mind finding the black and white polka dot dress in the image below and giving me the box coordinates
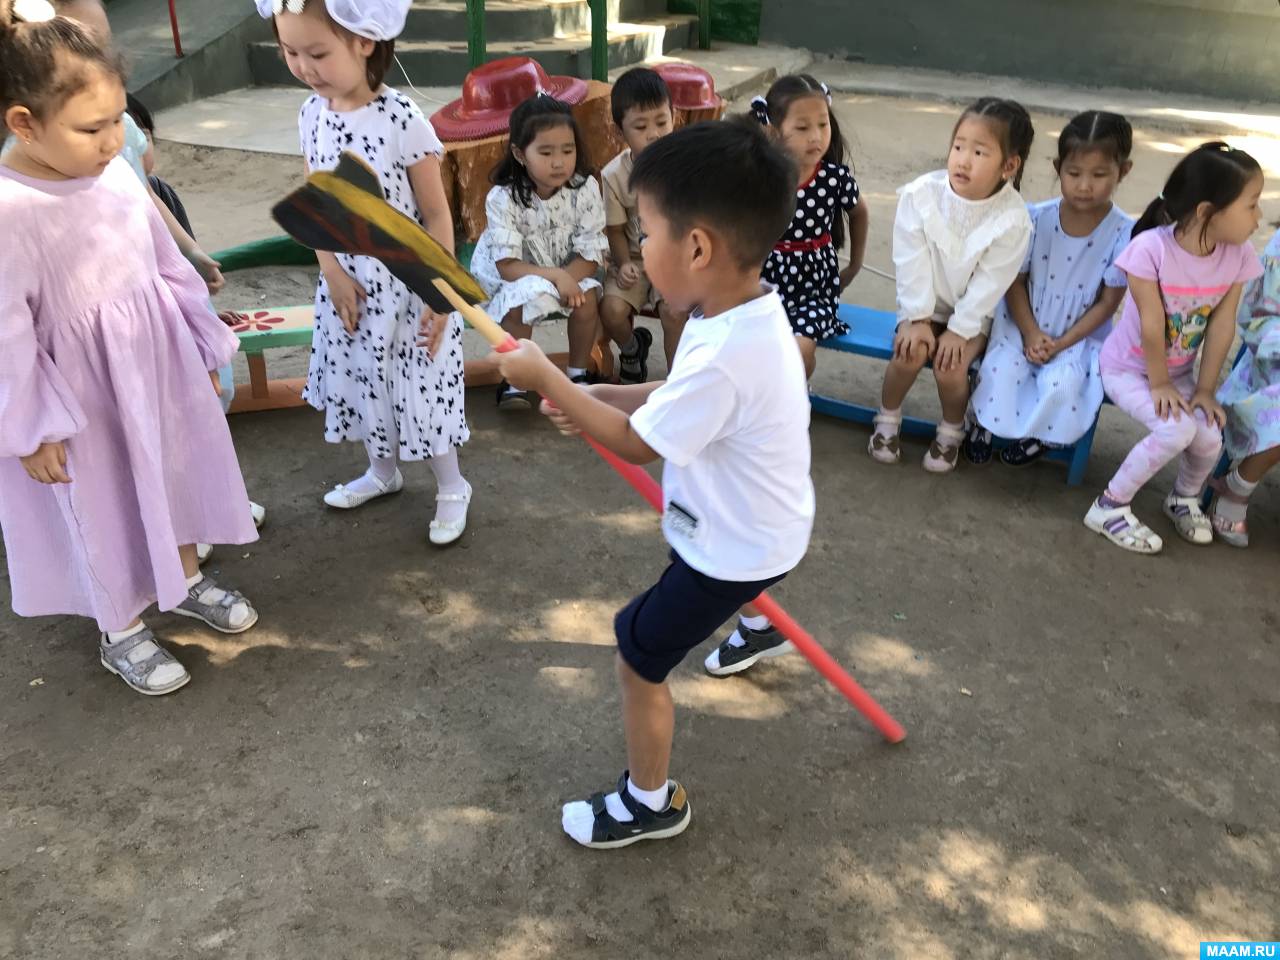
[763,160,859,341]
[299,88,468,460]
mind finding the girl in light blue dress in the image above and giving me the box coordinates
[969,111,1135,466]
[1210,228,1280,547]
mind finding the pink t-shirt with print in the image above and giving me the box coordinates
[1100,224,1263,375]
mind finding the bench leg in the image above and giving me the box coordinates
[246,352,270,400]
[1066,419,1097,487]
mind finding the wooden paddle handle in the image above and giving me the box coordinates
[430,278,517,352]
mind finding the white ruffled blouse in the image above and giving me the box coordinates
[892,170,1033,339]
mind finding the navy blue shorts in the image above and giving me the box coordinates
[615,552,788,684]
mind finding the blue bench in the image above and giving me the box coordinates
[810,303,1099,485]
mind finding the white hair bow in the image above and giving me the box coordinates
[253,0,410,41]
[13,0,56,22]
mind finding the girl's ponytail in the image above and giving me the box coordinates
[1132,195,1171,238]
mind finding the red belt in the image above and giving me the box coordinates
[774,232,832,253]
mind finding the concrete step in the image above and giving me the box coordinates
[403,0,671,42]
[248,15,698,87]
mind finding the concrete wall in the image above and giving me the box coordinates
[760,0,1280,103]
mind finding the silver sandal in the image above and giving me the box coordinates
[1162,492,1214,545]
[99,628,190,696]
[173,576,259,634]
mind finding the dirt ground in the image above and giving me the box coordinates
[2,92,1278,959]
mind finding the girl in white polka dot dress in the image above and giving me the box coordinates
[754,74,869,378]
[261,0,473,547]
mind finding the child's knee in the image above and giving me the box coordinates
[1189,419,1224,457]
[601,294,632,326]
[1153,415,1199,450]
[934,364,970,391]
[889,346,929,374]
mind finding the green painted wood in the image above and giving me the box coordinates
[467,0,486,69]
[211,235,317,274]
[590,0,608,81]
[668,0,761,45]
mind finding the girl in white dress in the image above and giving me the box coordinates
[869,98,1034,473]
[471,94,609,407]
[969,111,1135,466]
[262,0,472,546]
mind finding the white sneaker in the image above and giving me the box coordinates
[250,501,266,529]
[323,469,404,509]
[196,542,213,565]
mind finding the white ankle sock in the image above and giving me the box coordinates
[342,454,398,498]
[1216,469,1258,523]
[105,622,146,645]
[567,366,587,380]
[561,776,669,845]
[740,614,770,631]
[874,407,901,437]
[429,449,469,526]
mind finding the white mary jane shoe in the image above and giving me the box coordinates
[323,469,404,509]
[429,481,472,546]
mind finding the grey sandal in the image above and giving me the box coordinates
[173,576,259,634]
[99,628,190,696]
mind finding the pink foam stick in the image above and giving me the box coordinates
[436,281,906,743]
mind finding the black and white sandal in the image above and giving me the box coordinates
[561,772,691,850]
[962,424,994,465]
[999,437,1045,467]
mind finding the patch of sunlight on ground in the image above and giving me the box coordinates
[668,674,788,720]
[509,599,619,647]
[854,632,935,677]
[536,665,601,700]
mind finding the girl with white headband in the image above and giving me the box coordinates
[259,0,474,545]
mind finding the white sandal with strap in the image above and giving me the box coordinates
[1084,499,1164,554]
[429,480,472,546]
[1162,492,1214,545]
[867,411,902,464]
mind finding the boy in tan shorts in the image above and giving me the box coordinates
[601,68,689,382]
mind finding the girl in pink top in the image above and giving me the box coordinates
[1084,142,1265,554]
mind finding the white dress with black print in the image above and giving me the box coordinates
[763,160,859,341]
[299,87,468,460]
[470,179,609,326]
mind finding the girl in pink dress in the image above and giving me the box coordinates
[0,6,259,695]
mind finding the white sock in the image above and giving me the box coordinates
[561,776,669,845]
[740,614,770,631]
[428,449,469,526]
[105,622,146,645]
[342,453,398,498]
[187,573,251,630]
[874,407,901,437]
[567,366,587,380]
[1216,468,1258,523]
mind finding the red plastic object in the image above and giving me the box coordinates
[431,57,590,142]
[493,337,906,744]
[652,62,722,112]
[168,0,183,57]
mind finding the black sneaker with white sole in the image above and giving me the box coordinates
[618,326,654,384]
[496,380,533,410]
[562,771,691,849]
[703,619,795,676]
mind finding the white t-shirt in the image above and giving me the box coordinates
[630,286,814,581]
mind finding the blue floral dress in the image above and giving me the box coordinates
[1218,230,1280,461]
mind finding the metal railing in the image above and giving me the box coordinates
[465,0,711,82]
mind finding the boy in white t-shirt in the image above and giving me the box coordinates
[600,67,689,381]
[494,119,813,850]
